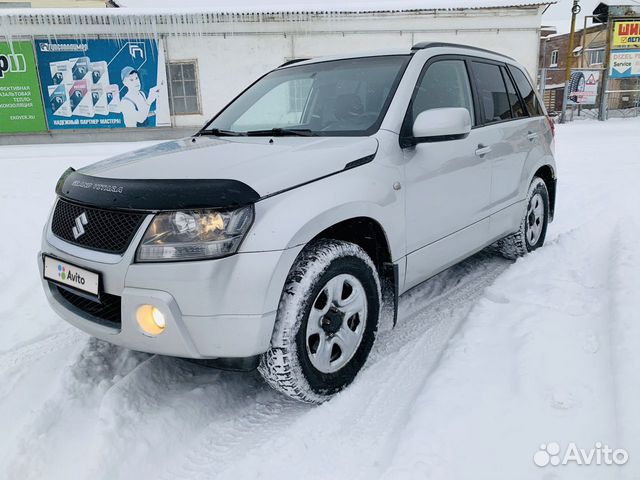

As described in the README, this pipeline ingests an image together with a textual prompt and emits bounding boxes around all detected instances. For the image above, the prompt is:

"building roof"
[110,0,555,12]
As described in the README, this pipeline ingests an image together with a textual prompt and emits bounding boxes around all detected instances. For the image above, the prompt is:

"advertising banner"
[0,41,47,134]
[610,50,640,78]
[35,39,170,130]
[567,70,600,106]
[613,21,640,49]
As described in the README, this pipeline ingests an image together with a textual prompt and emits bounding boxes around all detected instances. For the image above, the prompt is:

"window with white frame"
[589,49,605,65]
[168,61,201,115]
[550,50,559,67]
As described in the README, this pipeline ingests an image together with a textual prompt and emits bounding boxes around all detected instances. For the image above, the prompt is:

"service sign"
[0,41,47,133]
[34,38,170,130]
[567,70,600,106]
[613,21,640,49]
[610,50,640,78]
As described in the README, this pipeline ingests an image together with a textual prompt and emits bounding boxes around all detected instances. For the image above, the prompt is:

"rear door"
[507,64,552,187]
[469,61,534,233]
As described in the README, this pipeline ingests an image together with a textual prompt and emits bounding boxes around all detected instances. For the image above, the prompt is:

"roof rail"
[279,58,311,68]
[411,42,515,61]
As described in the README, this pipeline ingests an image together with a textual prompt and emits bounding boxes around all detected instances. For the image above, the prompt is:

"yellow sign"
[613,21,640,48]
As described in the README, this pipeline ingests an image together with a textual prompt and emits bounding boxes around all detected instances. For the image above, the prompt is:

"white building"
[0,1,553,132]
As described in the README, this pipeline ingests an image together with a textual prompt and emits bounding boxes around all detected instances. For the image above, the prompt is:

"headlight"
[136,206,254,262]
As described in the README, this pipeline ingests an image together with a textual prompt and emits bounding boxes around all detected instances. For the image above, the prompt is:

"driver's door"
[403,57,493,290]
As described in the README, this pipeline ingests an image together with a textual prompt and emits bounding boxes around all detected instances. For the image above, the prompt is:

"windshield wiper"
[198,128,246,137]
[245,128,314,137]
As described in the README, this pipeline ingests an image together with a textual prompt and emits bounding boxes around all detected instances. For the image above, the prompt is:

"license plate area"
[43,255,101,299]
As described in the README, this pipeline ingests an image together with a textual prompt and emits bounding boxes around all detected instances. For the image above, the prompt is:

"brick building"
[539,24,608,112]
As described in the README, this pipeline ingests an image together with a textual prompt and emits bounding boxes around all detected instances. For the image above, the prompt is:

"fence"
[539,68,640,121]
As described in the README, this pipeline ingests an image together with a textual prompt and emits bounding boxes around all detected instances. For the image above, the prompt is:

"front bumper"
[39,221,302,359]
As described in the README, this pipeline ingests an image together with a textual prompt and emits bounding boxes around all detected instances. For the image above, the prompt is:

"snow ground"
[0,119,639,479]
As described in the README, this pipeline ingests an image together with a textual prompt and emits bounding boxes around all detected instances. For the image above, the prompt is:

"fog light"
[136,305,166,336]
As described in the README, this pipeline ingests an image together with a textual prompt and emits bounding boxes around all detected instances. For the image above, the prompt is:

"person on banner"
[120,66,161,128]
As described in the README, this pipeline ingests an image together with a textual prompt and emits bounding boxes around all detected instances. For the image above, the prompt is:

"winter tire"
[569,71,585,103]
[496,176,550,260]
[258,239,381,404]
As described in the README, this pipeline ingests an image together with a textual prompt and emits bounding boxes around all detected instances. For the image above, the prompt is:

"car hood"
[79,135,379,199]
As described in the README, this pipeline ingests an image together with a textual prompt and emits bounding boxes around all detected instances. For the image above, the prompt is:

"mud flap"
[382,262,399,327]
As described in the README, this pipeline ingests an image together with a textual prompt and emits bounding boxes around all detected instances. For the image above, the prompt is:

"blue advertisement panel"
[610,50,640,79]
[35,39,170,130]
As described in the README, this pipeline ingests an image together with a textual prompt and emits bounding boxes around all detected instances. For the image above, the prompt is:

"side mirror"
[410,107,472,144]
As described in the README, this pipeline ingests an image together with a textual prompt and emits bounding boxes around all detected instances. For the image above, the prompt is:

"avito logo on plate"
[57,264,86,287]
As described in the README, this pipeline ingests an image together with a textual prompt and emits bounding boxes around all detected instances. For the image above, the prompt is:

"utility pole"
[560,0,581,124]
[598,18,615,121]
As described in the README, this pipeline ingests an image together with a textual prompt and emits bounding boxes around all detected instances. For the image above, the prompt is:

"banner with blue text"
[35,38,170,130]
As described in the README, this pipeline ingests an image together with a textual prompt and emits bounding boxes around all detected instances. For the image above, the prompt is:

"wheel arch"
[310,216,392,271]
[533,164,556,220]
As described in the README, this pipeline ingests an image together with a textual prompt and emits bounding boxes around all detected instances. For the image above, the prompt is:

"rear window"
[508,65,545,117]
[472,62,512,124]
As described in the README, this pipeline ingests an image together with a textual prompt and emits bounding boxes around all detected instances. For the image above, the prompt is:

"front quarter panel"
[241,159,405,262]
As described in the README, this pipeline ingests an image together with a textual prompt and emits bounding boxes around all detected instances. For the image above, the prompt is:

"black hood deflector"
[55,169,261,212]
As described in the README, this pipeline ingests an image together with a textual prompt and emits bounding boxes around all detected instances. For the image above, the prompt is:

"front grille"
[55,285,122,328]
[51,199,146,254]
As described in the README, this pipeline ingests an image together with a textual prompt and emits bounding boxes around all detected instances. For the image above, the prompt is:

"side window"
[472,62,512,124]
[501,66,526,118]
[411,60,474,125]
[508,65,545,117]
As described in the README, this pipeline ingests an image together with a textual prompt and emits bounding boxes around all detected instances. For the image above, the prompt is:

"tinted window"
[473,62,512,124]
[411,60,474,125]
[501,66,526,118]
[509,65,545,117]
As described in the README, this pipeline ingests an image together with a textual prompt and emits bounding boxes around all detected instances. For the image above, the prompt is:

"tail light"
[546,116,556,138]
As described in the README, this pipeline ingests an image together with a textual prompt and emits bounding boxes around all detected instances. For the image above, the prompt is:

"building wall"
[0,0,104,7]
[537,22,640,114]
[0,6,545,132]
[539,25,607,88]
[163,8,544,127]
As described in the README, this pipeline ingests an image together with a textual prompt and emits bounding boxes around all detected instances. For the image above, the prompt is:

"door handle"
[475,144,492,157]
[527,131,539,141]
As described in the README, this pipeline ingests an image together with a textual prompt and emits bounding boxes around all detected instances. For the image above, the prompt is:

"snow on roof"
[110,0,555,12]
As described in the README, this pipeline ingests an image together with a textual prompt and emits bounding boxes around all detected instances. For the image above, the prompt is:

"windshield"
[202,55,410,137]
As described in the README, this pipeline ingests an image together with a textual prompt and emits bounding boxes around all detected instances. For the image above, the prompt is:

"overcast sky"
[543,0,639,33]
[543,0,602,33]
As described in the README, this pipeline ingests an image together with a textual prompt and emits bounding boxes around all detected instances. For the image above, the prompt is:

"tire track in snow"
[154,250,510,480]
[605,219,640,478]
[2,250,509,480]
[378,221,630,480]
[3,338,150,480]
[85,355,307,480]
[0,328,82,376]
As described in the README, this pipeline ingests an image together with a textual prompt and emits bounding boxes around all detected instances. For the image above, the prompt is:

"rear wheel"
[496,177,550,260]
[258,239,381,404]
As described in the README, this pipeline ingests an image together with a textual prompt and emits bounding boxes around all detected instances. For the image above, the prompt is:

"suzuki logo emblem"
[72,213,88,239]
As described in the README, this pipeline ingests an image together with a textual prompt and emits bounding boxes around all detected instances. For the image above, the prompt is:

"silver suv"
[40,43,556,403]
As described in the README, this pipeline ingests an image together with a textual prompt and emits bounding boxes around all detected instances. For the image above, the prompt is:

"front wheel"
[496,177,550,260]
[258,239,381,404]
